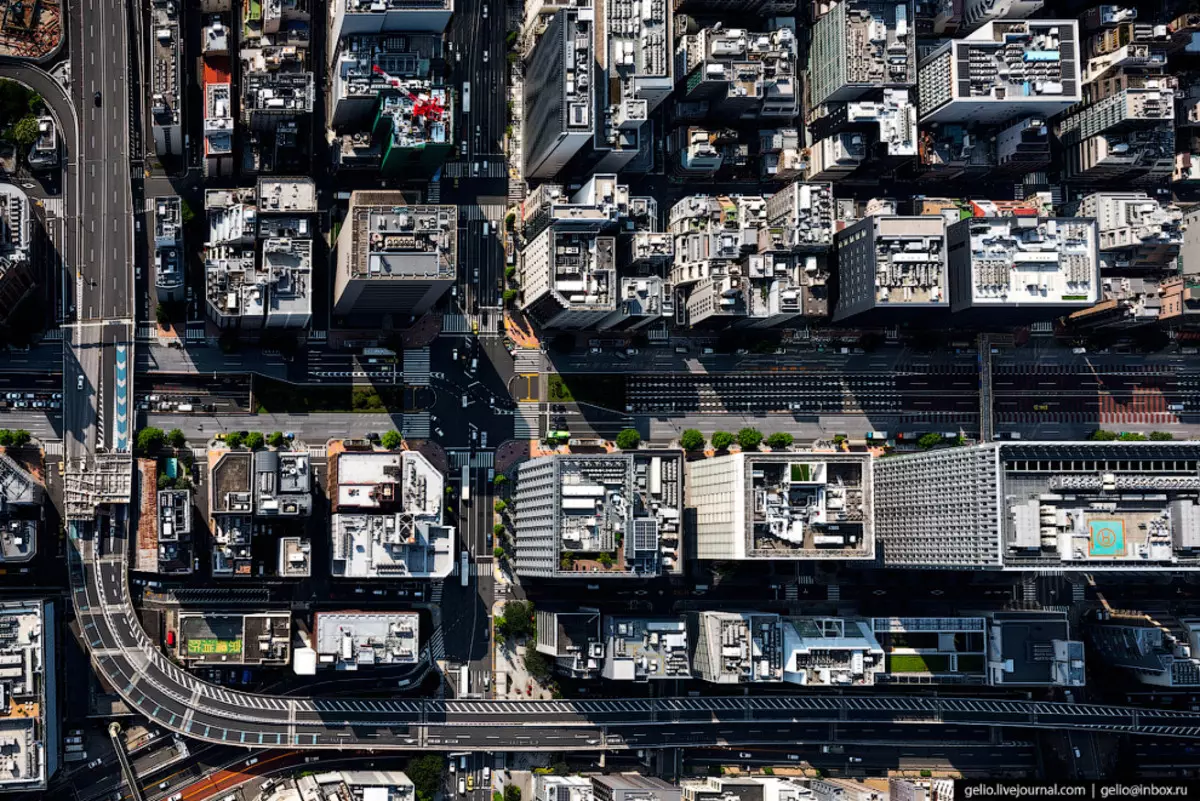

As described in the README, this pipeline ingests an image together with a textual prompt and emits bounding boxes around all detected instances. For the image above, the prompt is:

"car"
[848,757,862,763]
[158,782,170,791]
[482,3,488,15]
[87,758,103,769]
[1033,404,1049,411]
[77,375,84,390]
[467,776,475,792]
[1072,347,1087,354]
[168,795,182,801]
[365,432,379,440]
[483,50,489,62]
[738,752,752,759]
[449,763,456,774]
[459,778,466,795]
[51,393,62,400]
[94,91,102,106]
[284,431,295,439]
[245,757,259,767]
[483,767,491,783]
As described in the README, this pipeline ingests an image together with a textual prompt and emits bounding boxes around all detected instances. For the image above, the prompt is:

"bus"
[462,82,471,114]
[460,551,470,587]
[461,464,470,502]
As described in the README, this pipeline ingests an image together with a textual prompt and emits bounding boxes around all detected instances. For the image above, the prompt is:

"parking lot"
[0,389,62,411]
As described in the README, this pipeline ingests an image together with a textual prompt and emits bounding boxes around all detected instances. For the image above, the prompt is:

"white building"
[0,600,56,792]
[313,612,420,670]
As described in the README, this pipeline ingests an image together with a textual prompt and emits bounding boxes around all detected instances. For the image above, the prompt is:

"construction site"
[0,0,62,60]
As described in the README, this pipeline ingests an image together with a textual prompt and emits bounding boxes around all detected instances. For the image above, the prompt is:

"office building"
[202,14,229,55]
[875,442,1200,571]
[994,116,1052,174]
[329,0,453,42]
[329,34,442,127]
[519,228,617,330]
[0,453,42,565]
[987,611,1085,687]
[278,536,312,577]
[312,611,419,670]
[872,616,989,685]
[332,192,456,321]
[330,450,455,580]
[888,779,955,801]
[1076,191,1183,269]
[918,21,1081,124]
[520,175,629,240]
[153,196,184,303]
[515,451,684,579]
[667,194,763,288]
[675,25,799,121]
[150,0,183,157]
[602,616,691,681]
[254,451,312,517]
[809,0,915,108]
[536,776,594,801]
[669,127,724,178]
[536,609,603,679]
[26,116,58,170]
[0,599,56,792]
[689,611,784,684]
[945,216,1099,321]
[764,182,837,252]
[176,611,291,665]
[960,0,1042,33]
[522,8,594,180]
[0,186,37,324]
[687,452,873,561]
[155,488,194,574]
[832,215,947,323]
[258,177,317,213]
[1088,610,1200,688]
[591,775,681,801]
[208,450,255,576]
[205,236,312,332]
[781,617,885,687]
[373,86,453,178]
[203,58,235,177]
[758,128,807,183]
[807,780,886,801]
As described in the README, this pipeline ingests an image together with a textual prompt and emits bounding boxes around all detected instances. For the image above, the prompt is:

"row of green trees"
[1090,430,1174,441]
[677,428,793,452]
[0,429,32,447]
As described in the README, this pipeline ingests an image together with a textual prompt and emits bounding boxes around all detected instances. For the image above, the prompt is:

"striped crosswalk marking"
[404,347,431,386]
[442,313,473,334]
[514,402,540,438]
[44,441,64,456]
[307,446,327,458]
[403,413,431,438]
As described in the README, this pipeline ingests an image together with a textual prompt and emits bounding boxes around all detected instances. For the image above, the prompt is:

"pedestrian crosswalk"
[44,441,64,456]
[427,626,446,661]
[43,328,63,341]
[186,325,206,341]
[448,449,495,468]
[442,313,474,334]
[307,446,327,458]
[403,413,431,438]
[444,161,507,178]
[427,179,441,204]
[459,203,507,222]
[827,584,840,602]
[514,349,541,374]
[514,402,540,438]
[404,347,431,386]
[191,447,208,459]
[41,197,64,218]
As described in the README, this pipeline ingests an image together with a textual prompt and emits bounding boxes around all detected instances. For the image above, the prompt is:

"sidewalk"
[504,309,539,349]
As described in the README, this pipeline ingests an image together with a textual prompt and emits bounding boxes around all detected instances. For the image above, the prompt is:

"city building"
[153,196,184,303]
[781,617,884,687]
[0,599,56,792]
[674,25,799,121]
[519,228,617,330]
[689,612,783,684]
[278,536,312,577]
[259,177,318,214]
[918,21,1081,124]
[254,451,312,517]
[329,0,453,42]
[536,776,594,801]
[332,192,456,321]
[809,0,915,108]
[763,181,836,251]
[205,234,313,332]
[960,0,1042,33]
[945,216,1100,322]
[26,116,58,170]
[986,611,1085,687]
[328,35,443,128]
[312,611,420,670]
[1088,609,1200,687]
[888,779,955,801]
[513,451,684,579]
[0,185,37,325]
[687,452,874,561]
[536,609,602,679]
[875,442,1200,571]
[591,775,681,801]
[330,450,455,580]
[203,58,235,177]
[873,616,989,685]
[832,215,947,323]
[520,175,630,240]
[759,128,807,183]
[150,0,183,157]
[372,86,453,178]
[522,8,595,180]
[1076,191,1183,269]
[202,14,230,55]
[176,611,291,665]
[156,489,194,574]
[668,127,724,178]
[601,616,691,681]
[806,779,887,801]
[208,450,255,576]
[0,453,41,566]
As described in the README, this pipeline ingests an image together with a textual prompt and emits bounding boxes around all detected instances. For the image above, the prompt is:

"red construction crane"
[372,65,444,121]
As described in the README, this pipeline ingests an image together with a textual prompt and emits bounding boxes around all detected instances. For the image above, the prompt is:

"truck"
[176,403,193,412]
[461,551,470,587]
[462,82,471,114]
[461,464,470,502]
[821,745,844,754]
[459,668,469,697]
